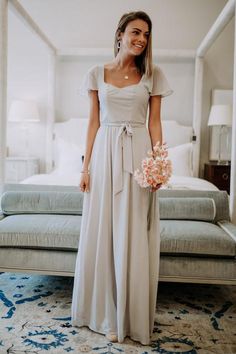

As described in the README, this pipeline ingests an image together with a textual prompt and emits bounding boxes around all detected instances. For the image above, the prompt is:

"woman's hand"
[151,183,162,193]
[79,172,90,193]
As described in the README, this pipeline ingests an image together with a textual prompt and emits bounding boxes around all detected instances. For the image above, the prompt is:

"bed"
[21,118,218,191]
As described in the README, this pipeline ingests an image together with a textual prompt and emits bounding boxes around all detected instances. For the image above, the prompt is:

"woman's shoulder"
[143,64,160,81]
[80,65,101,93]
[87,65,101,76]
[152,64,164,76]
[150,64,170,83]
[148,64,173,97]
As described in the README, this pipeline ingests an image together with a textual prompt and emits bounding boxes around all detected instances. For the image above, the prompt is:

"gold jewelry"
[123,67,139,80]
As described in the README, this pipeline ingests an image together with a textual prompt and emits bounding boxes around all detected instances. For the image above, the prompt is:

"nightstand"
[5,157,39,183]
[204,163,230,194]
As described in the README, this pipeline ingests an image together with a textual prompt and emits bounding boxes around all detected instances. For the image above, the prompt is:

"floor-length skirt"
[71,125,160,345]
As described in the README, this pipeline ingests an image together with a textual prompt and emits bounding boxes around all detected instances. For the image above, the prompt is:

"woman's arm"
[82,90,100,171]
[148,95,162,192]
[80,90,100,193]
[148,95,162,147]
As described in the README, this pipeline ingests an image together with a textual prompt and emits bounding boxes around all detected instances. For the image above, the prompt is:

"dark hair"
[114,11,153,76]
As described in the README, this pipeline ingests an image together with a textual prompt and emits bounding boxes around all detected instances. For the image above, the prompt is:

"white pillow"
[168,143,193,177]
[55,137,84,173]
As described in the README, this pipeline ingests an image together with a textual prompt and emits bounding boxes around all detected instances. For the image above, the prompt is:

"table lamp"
[208,104,232,165]
[8,100,40,157]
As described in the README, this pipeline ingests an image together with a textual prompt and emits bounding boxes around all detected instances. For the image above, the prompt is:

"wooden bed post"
[197,0,235,56]
[192,56,204,177]
[0,0,7,185]
[230,0,236,224]
[45,52,56,173]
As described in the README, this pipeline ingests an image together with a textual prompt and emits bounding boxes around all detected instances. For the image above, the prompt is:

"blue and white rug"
[0,272,235,354]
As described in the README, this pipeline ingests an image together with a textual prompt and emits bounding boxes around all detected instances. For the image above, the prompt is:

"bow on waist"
[101,121,145,195]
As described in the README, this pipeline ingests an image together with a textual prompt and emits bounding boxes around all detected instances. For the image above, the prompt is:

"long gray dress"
[71,64,173,345]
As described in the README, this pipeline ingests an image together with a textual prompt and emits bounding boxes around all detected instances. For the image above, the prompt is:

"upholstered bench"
[158,191,236,284]
[0,184,235,285]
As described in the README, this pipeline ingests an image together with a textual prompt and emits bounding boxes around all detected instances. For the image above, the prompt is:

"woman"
[71,11,173,345]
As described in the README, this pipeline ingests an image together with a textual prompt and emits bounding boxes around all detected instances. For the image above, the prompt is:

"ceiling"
[11,0,228,50]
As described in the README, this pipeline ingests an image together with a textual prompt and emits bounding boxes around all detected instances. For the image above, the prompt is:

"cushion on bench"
[159,197,216,221]
[158,189,230,222]
[0,214,81,250]
[1,191,216,222]
[160,220,236,257]
[0,191,84,215]
[0,215,234,257]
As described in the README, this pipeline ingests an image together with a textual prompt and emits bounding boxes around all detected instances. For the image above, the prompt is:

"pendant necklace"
[124,68,138,80]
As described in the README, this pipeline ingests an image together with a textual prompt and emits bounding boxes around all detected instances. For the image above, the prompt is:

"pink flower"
[134,141,172,189]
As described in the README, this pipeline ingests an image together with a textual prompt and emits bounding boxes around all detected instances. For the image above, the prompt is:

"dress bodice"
[98,67,150,125]
[81,64,173,125]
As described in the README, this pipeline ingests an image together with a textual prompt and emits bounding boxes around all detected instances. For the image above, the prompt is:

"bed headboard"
[53,118,89,168]
[162,120,193,147]
[54,118,89,145]
[53,118,193,168]
[54,118,193,147]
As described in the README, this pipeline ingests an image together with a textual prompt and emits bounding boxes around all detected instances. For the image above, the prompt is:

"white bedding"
[21,171,81,187]
[21,172,218,191]
[164,175,218,191]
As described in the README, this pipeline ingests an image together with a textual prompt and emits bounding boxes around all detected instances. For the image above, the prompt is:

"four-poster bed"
[0,0,235,221]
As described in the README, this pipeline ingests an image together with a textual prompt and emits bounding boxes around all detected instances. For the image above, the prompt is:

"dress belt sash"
[100,121,145,195]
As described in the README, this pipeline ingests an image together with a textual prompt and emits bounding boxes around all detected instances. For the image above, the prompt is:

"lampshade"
[8,100,40,122]
[208,104,232,126]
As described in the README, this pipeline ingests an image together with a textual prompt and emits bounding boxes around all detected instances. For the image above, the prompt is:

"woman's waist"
[100,120,146,128]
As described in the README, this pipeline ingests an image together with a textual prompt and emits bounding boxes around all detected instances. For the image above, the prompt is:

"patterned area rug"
[0,272,235,354]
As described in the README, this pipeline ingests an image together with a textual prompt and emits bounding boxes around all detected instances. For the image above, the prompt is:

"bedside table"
[5,157,39,183]
[204,163,230,194]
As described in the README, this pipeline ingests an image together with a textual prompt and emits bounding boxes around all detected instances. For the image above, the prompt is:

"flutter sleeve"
[79,65,99,96]
[150,65,173,97]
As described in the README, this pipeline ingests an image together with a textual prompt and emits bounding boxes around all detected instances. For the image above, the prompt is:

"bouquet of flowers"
[134,141,172,189]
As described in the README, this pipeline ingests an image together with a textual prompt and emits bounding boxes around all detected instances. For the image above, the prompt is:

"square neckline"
[102,65,145,90]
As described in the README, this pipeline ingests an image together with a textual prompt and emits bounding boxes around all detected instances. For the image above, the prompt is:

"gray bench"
[0,184,235,285]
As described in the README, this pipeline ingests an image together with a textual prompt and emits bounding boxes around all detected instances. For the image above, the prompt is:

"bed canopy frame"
[0,0,235,222]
